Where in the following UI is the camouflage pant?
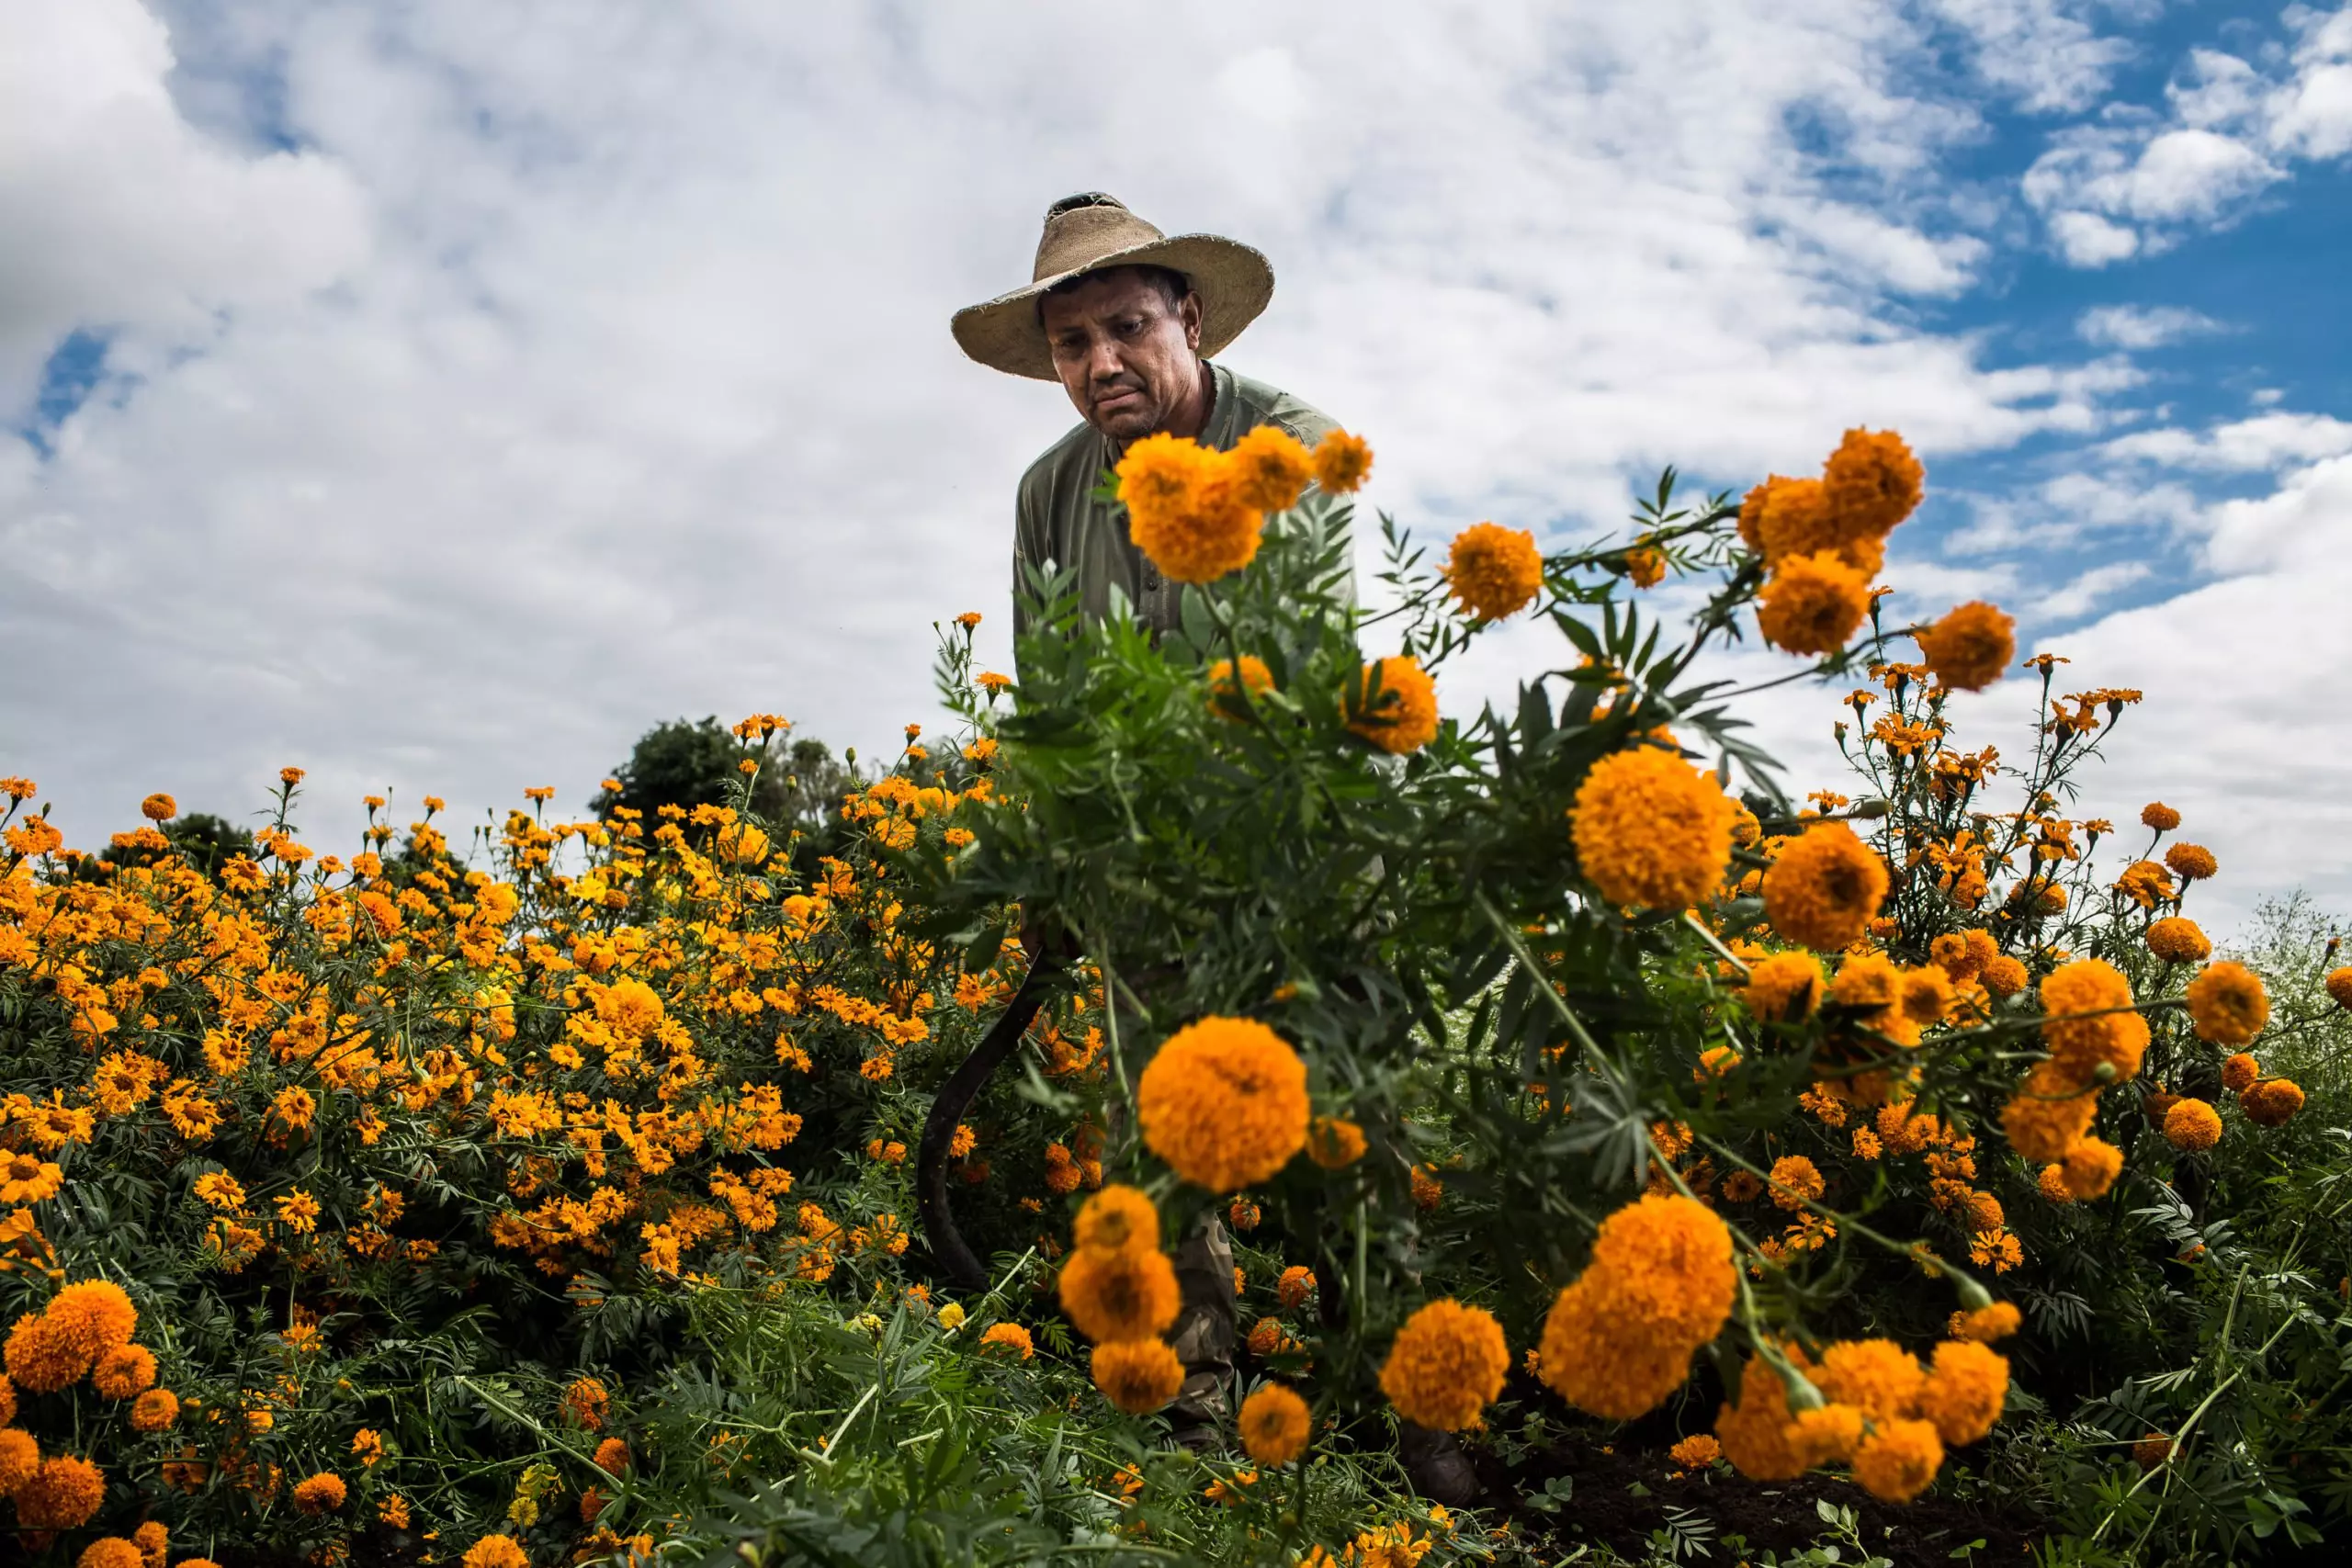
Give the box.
[1166,1208,1236,1432]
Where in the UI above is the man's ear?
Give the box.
[1180,291,1204,351]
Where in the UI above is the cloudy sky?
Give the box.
[6,0,2349,932]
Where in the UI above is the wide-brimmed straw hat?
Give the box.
[951,192,1274,381]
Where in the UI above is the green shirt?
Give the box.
[1012,360,1341,637]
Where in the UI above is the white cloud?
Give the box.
[2269,5,2352,158]
[2045,208,2142,265]
[2026,557,2150,621]
[2098,412,2352,469]
[2075,303,2222,349]
[1930,0,2134,114]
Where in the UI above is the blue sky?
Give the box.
[4,0,2350,933]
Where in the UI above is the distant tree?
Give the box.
[99,812,256,878]
[593,717,857,834]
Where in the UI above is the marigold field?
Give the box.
[4,425,2349,1568]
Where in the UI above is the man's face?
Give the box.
[1040,269,1204,442]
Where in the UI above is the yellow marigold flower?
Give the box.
[2147,918,2210,964]
[77,1539,142,1568]
[1310,429,1373,493]
[1815,1339,1924,1422]
[1980,953,2028,998]
[2186,961,2267,1045]
[1115,434,1263,583]
[1713,1358,1814,1481]
[2163,1097,2223,1151]
[2165,842,2218,881]
[1768,1156,1824,1211]
[1443,522,1544,621]
[2219,1052,2260,1093]
[1953,1302,2021,1344]
[1074,1185,1159,1256]
[1344,656,1441,755]
[17,1453,106,1528]
[2141,801,2180,830]
[1238,1383,1312,1466]
[1228,424,1315,513]
[1305,1116,1367,1169]
[292,1472,346,1514]
[192,1171,247,1212]
[1057,1246,1181,1344]
[2241,1078,2305,1127]
[140,794,178,822]
[1829,951,1917,1047]
[1091,1337,1185,1414]
[134,1521,168,1560]
[2001,1062,2098,1163]
[1540,1194,1735,1420]
[1899,964,1953,1027]
[2038,958,2143,1085]
[277,1189,322,1235]
[1757,552,1871,657]
[1742,952,1824,1022]
[2060,1137,2122,1200]
[1207,655,1275,718]
[1762,823,1887,951]
[6,1314,85,1394]
[1822,427,1925,538]
[1378,1299,1509,1432]
[2324,966,2352,1010]
[935,1303,966,1333]
[92,1343,156,1399]
[1744,476,1883,572]
[130,1389,179,1431]
[1669,1434,1722,1470]
[1915,602,2014,692]
[0,1428,38,1492]
[0,1152,62,1205]
[1917,1339,2007,1446]
[49,1279,137,1362]
[462,1539,529,1568]
[1136,1018,1309,1192]
[593,1437,630,1475]
[352,1427,386,1465]
[1852,1417,1943,1502]
[1569,748,1737,909]
[978,1322,1035,1359]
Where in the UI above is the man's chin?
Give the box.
[1091,403,1160,441]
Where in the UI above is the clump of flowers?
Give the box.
[1114,434,1266,585]
[1540,1194,1734,1419]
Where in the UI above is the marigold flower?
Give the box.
[1762,823,1887,951]
[1091,1337,1185,1414]
[2139,801,2180,830]
[78,1540,143,1568]
[1057,1246,1181,1344]
[1276,1265,1317,1311]
[0,1152,62,1205]
[292,1471,347,1514]
[978,1322,1035,1359]
[1916,603,2014,691]
[1227,1197,1261,1232]
[2133,1432,2173,1470]
[1115,434,1263,583]
[1074,1185,1159,1256]
[92,1343,156,1398]
[1980,953,2028,997]
[1741,952,1824,1021]
[140,793,178,822]
[133,1522,169,1562]
[1207,655,1275,718]
[1815,1339,1924,1422]
[593,1437,629,1475]
[0,1427,38,1491]
[1344,656,1441,755]
[1379,1299,1509,1432]
[1136,1017,1310,1191]
[1310,429,1374,493]
[2038,958,2143,1084]
[2147,918,2210,964]
[1853,1417,1944,1502]
[1823,428,1925,538]
[1239,1383,1312,1466]
[17,1453,106,1528]
[1228,424,1316,513]
[1444,522,1544,621]
[2059,1137,2122,1200]
[6,1312,90,1393]
[2218,1052,2259,1093]
[1952,1302,2021,1344]
[2186,961,2267,1046]
[1305,1116,1367,1169]
[130,1389,179,1431]
[1899,964,1953,1027]
[561,1376,610,1431]
[1409,1164,1444,1210]
[1758,552,1871,656]
[1828,951,1916,1048]
[936,1303,966,1333]
[1541,1194,1735,1419]
[2241,1078,2304,1127]
[2165,842,2218,881]
[1570,748,1737,909]
[2325,966,2352,1010]
[2001,1062,2098,1163]
[1917,1339,2007,1446]
[2163,1097,2222,1151]
[49,1279,137,1362]
[462,1539,530,1568]
[1744,476,1883,572]
[1768,1156,1824,1211]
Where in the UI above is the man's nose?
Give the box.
[1085,334,1127,384]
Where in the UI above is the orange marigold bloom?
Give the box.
[2134,1432,2173,1471]
[1952,1302,2021,1344]
[1916,603,2014,692]
[1540,1194,1736,1420]
[1815,1339,1925,1422]
[1822,428,1925,538]
[2165,842,2218,881]
[1115,434,1262,583]
[140,793,178,822]
[1742,952,1824,1021]
[130,1389,179,1431]
[1074,1185,1159,1256]
[2186,961,2267,1046]
[2147,918,2210,964]
[562,1376,610,1431]
[1136,1018,1310,1191]
[1757,552,1871,656]
[6,1311,91,1393]
[1569,748,1737,909]
[1305,1116,1367,1169]
[1345,656,1441,755]
[2220,1053,2259,1093]
[2141,801,2180,830]
[1853,1417,1944,1502]
[978,1322,1036,1359]
[0,1428,38,1492]
[1057,1246,1181,1344]
[1238,1383,1312,1466]
[462,1539,530,1568]
[1713,1358,1804,1480]
[0,1152,62,1205]
[92,1343,156,1398]
[1768,1156,1824,1211]
[2324,966,2352,1010]
[1379,1299,1509,1432]
[292,1471,347,1514]
[77,1540,142,1568]
[2001,1062,2098,1163]
[2162,1097,2222,1152]
[1091,1337,1185,1414]
[1310,429,1373,493]
[1227,424,1315,513]
[49,1279,137,1362]
[2060,1137,2123,1200]
[1745,476,1883,572]
[1917,1340,2007,1446]
[1669,1433,1723,1470]
[1762,823,1887,951]
[17,1453,106,1529]
[593,1438,630,1476]
[2038,958,2144,1084]
[2241,1078,2305,1127]
[1276,1265,1317,1311]
[1980,953,2029,997]
[1443,522,1544,621]
[1207,655,1275,718]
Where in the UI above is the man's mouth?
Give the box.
[1094,387,1143,411]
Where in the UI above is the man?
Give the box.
[950,191,1342,637]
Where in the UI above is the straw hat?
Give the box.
[952,193,1274,381]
